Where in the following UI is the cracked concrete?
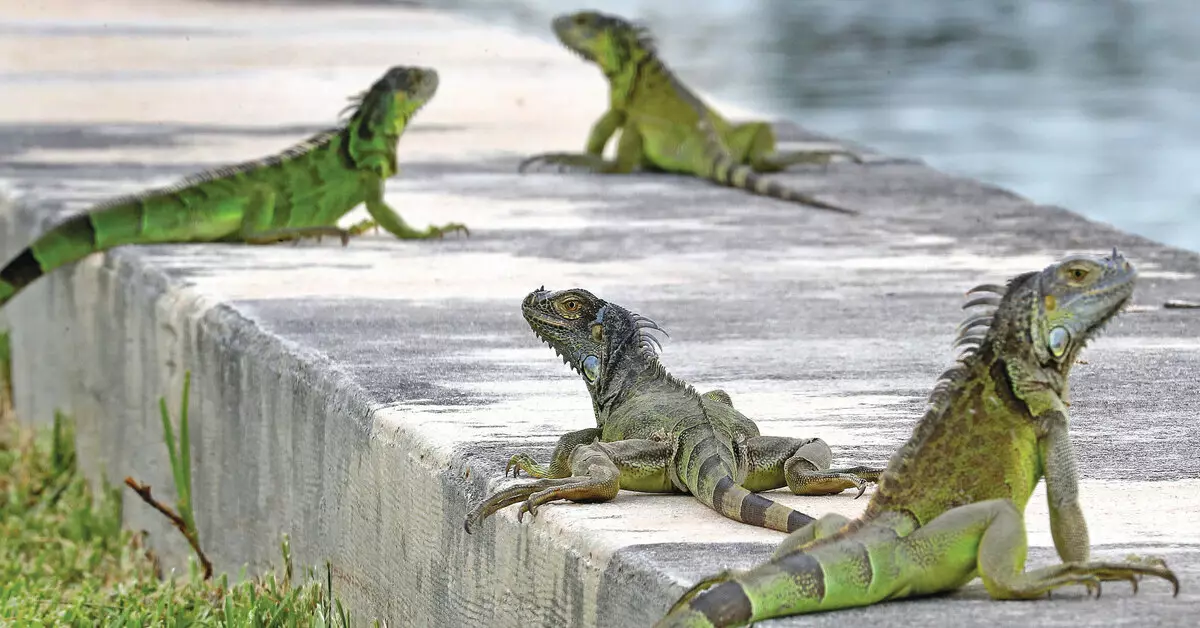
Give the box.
[1,1,1198,626]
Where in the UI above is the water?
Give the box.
[441,0,1200,253]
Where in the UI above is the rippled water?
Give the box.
[443,0,1200,253]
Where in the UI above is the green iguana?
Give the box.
[0,65,466,308]
[463,287,882,535]
[657,249,1179,627]
[519,11,863,214]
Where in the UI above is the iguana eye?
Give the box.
[582,355,600,382]
[1068,267,1088,281]
[1048,326,1070,358]
[556,297,585,318]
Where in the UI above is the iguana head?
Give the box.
[962,249,1136,385]
[522,287,664,395]
[550,11,655,75]
[344,66,439,136]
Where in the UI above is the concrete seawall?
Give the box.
[2,1,1198,626]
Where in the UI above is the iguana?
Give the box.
[463,287,882,534]
[0,65,466,309]
[657,249,1179,627]
[520,11,863,214]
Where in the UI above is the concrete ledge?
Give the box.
[3,2,1200,626]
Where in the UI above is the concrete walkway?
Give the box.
[1,1,1197,626]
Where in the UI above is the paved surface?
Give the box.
[1,1,1198,626]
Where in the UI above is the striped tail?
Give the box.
[697,122,857,215]
[704,475,814,533]
[656,528,889,628]
[682,428,815,533]
[0,198,206,308]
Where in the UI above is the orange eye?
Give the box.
[563,299,581,312]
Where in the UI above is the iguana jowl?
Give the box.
[658,250,1179,627]
[521,11,863,214]
[464,288,882,534]
[0,66,466,308]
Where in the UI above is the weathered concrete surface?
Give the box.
[1,1,1198,626]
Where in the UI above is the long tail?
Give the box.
[0,197,210,308]
[680,425,815,533]
[697,123,857,215]
[656,524,889,627]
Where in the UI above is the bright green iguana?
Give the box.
[463,288,882,534]
[0,66,466,308]
[658,249,1179,627]
[520,11,863,214]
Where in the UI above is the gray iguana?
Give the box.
[657,249,1179,627]
[520,11,862,214]
[464,287,882,534]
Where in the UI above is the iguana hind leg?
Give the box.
[905,498,1179,600]
[728,121,863,172]
[464,439,672,533]
[742,435,881,496]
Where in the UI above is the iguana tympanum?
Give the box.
[463,288,882,534]
[519,11,863,214]
[658,250,1179,627]
[0,66,466,308]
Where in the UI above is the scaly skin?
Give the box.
[520,11,863,214]
[657,249,1179,627]
[463,288,882,535]
[0,66,467,308]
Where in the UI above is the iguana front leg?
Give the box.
[519,124,645,174]
[727,121,863,172]
[585,108,627,155]
[904,498,1178,599]
[507,427,601,479]
[741,435,882,497]
[1038,410,1168,583]
[363,173,469,239]
[464,438,672,533]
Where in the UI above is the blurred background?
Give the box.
[441,0,1200,253]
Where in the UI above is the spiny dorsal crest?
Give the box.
[338,90,368,123]
[628,310,668,358]
[89,128,342,212]
[630,21,658,54]
[925,278,1015,409]
[618,308,699,396]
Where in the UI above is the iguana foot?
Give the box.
[1017,560,1178,599]
[519,152,616,174]
[506,453,552,478]
[464,442,624,534]
[790,472,871,497]
[399,222,470,239]
[463,472,617,533]
[345,218,379,238]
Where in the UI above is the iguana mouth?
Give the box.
[524,315,581,372]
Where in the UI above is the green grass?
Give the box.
[0,381,361,626]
